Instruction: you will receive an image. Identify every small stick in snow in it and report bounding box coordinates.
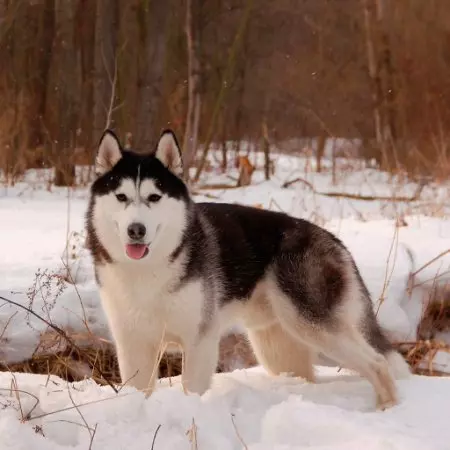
[10,376,24,421]
[89,424,98,450]
[186,418,198,450]
[67,383,95,438]
[151,424,162,450]
[231,413,248,450]
[0,383,40,421]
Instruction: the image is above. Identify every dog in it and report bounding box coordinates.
[85,128,410,410]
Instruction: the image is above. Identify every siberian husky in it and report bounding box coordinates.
[85,129,410,410]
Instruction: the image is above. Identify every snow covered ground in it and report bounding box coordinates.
[2,366,450,450]
[1,151,450,448]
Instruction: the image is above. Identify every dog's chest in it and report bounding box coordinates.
[97,263,204,339]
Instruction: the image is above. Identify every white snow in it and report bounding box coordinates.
[1,151,450,448]
[1,367,450,449]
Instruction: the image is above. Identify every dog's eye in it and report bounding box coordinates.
[147,194,162,203]
[115,193,128,202]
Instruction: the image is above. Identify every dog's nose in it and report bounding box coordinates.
[127,222,146,240]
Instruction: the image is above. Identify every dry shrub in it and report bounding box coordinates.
[417,285,450,341]
[396,340,450,377]
[394,283,450,376]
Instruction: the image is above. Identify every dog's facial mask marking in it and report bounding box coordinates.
[92,128,187,262]
[110,178,166,261]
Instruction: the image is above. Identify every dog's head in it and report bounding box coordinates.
[88,129,189,263]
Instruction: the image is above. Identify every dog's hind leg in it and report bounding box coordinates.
[320,327,399,410]
[268,288,399,410]
[247,322,316,382]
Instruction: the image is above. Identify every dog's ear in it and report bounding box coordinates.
[154,129,183,176]
[95,130,123,176]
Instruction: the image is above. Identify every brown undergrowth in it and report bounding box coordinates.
[3,324,449,386]
[0,330,258,386]
[396,283,450,377]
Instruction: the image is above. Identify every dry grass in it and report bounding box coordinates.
[0,330,121,385]
[4,324,449,384]
[417,288,450,341]
[0,331,258,386]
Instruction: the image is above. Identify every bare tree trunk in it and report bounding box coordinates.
[261,98,271,180]
[52,0,80,186]
[192,92,201,157]
[316,134,326,173]
[362,0,399,171]
[331,138,337,185]
[220,114,228,172]
[182,0,202,180]
[8,2,29,177]
[262,122,271,181]
[376,0,398,168]
[134,1,171,151]
[30,0,55,151]
[193,0,254,182]
[93,0,119,144]
[77,0,96,156]
[362,0,385,166]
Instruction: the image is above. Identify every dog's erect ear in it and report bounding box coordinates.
[95,130,123,176]
[154,129,183,176]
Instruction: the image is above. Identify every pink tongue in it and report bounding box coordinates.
[126,244,148,260]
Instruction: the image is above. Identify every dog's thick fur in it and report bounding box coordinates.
[86,129,410,410]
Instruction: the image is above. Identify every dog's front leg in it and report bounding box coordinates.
[113,328,161,395]
[182,332,220,396]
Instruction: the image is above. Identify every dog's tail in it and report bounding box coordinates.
[385,349,411,379]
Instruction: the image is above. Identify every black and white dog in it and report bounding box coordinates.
[85,129,410,409]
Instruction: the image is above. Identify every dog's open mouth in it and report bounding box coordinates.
[125,243,149,260]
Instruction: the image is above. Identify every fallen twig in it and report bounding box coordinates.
[281,176,315,190]
[283,177,426,203]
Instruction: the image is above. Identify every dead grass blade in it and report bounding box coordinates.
[410,249,450,279]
